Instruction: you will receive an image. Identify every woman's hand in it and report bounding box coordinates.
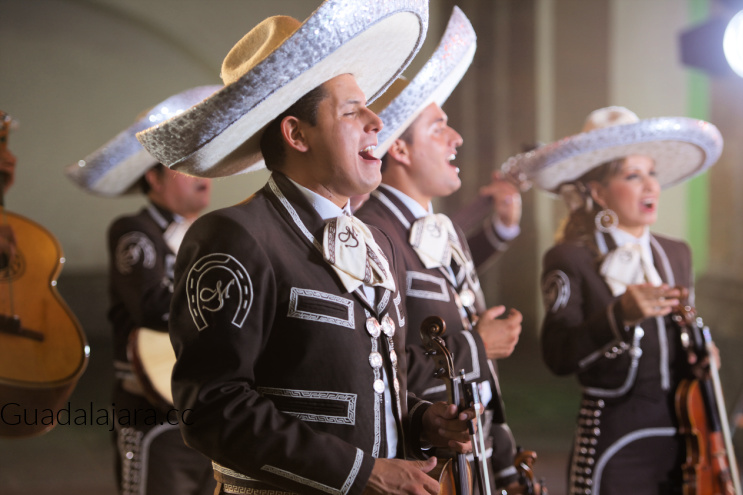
[619,283,680,325]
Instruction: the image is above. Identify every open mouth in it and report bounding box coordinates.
[359,145,378,162]
[447,153,460,173]
[640,197,656,212]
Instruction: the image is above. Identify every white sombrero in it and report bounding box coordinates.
[66,85,222,196]
[501,106,723,193]
[370,6,476,157]
[135,0,429,178]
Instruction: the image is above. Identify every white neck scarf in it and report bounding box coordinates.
[409,213,467,269]
[323,214,396,294]
[163,218,193,254]
[599,229,662,296]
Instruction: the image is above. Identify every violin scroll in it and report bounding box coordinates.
[514,449,547,495]
[420,316,455,383]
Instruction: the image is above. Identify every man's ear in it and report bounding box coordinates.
[280,116,309,153]
[144,168,162,193]
[386,138,411,166]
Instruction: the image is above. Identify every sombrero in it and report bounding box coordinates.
[136,0,429,178]
[65,85,221,196]
[501,105,723,193]
[370,6,476,157]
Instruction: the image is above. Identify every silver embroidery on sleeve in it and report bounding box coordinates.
[287,288,355,329]
[185,253,253,331]
[542,270,570,313]
[257,387,357,425]
[115,232,156,274]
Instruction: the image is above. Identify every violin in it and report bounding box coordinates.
[420,315,488,495]
[673,303,741,495]
[0,111,89,437]
[514,448,548,495]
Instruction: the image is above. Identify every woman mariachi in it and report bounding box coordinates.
[503,106,724,495]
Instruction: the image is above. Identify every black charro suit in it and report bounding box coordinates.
[169,173,430,495]
[540,231,694,495]
[356,185,519,489]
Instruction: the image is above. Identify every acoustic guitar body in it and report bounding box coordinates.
[0,208,89,437]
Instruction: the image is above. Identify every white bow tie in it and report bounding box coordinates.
[600,243,662,296]
[409,214,467,269]
[322,214,396,294]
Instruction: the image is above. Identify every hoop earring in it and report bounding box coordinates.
[595,208,618,233]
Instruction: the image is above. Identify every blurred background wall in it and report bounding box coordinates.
[2,0,743,493]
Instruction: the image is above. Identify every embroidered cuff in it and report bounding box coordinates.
[483,218,510,252]
[492,216,520,241]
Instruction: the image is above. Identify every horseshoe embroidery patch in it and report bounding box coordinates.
[185,253,253,331]
[115,232,156,274]
[542,270,570,313]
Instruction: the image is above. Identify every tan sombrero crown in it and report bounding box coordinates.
[370,6,476,157]
[65,85,221,197]
[501,105,723,193]
[136,0,429,178]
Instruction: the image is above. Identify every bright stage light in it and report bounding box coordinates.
[723,10,743,78]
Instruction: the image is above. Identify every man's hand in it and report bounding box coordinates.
[479,171,522,228]
[422,402,478,453]
[363,457,439,495]
[476,306,522,360]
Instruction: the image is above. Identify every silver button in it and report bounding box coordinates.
[373,379,385,394]
[366,317,381,338]
[382,314,396,337]
[459,288,475,307]
[369,352,383,369]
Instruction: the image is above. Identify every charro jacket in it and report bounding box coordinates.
[540,231,694,495]
[169,173,427,495]
[108,203,177,364]
[355,187,518,487]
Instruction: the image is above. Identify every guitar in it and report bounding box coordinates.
[0,111,89,437]
[127,327,176,411]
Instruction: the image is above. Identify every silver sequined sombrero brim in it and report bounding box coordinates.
[136,0,429,179]
[374,6,476,157]
[502,117,723,193]
[65,85,222,197]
